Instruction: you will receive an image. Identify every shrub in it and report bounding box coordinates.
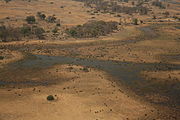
[52,27,58,34]
[26,16,36,24]
[47,95,55,101]
[132,1,135,5]
[20,25,45,39]
[67,29,77,37]
[152,1,166,9]
[0,25,21,42]
[37,12,46,20]
[73,0,148,15]
[153,15,156,19]
[4,0,11,3]
[116,14,121,17]
[46,16,56,23]
[56,19,61,27]
[82,67,89,72]
[173,16,180,21]
[20,25,31,36]
[33,26,45,39]
[0,56,4,60]
[56,23,61,26]
[133,18,138,25]
[0,24,45,42]
[163,11,170,17]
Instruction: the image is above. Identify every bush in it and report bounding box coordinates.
[173,16,180,21]
[52,27,58,34]
[33,26,45,39]
[0,56,4,60]
[37,12,46,20]
[20,25,31,37]
[20,25,45,39]
[132,1,135,5]
[73,0,148,15]
[152,1,166,9]
[26,16,36,24]
[68,29,77,37]
[0,25,21,42]
[56,23,61,26]
[47,95,55,101]
[133,18,138,25]
[66,20,118,38]
[0,24,45,42]
[163,11,170,17]
[46,16,56,23]
[4,0,11,3]
[82,67,89,72]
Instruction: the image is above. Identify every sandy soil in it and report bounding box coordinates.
[0,0,180,119]
[0,0,120,26]
[0,49,23,68]
[0,64,167,120]
[0,23,179,120]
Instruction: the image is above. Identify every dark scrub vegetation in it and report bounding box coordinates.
[73,0,148,15]
[66,20,118,38]
[0,25,45,42]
